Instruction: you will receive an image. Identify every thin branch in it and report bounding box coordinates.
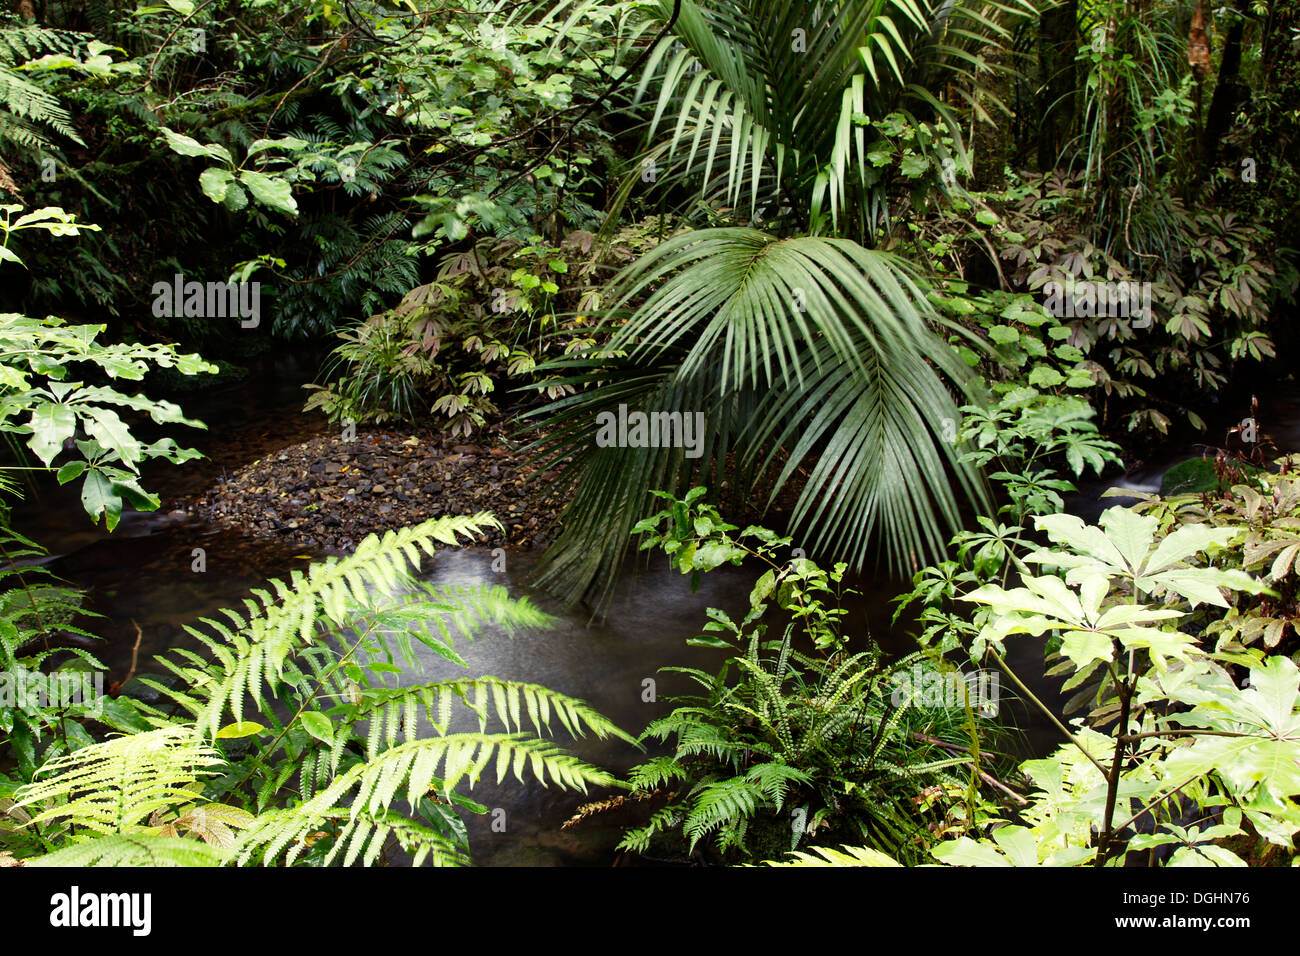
[909,732,1028,805]
[988,648,1109,776]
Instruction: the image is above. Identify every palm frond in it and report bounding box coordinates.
[616,0,1038,239]
[527,228,989,606]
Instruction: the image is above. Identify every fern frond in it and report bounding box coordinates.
[616,803,685,855]
[338,675,634,769]
[24,833,231,867]
[681,775,763,851]
[626,754,687,792]
[149,515,509,736]
[236,732,616,865]
[14,727,224,835]
[743,762,811,811]
[0,64,82,149]
[756,844,902,867]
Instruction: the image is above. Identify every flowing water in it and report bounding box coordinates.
[11,357,1300,865]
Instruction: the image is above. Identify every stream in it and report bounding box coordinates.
[11,358,1300,865]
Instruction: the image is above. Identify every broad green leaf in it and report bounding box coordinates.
[27,402,76,465]
[749,569,777,607]
[1146,524,1238,573]
[215,721,267,739]
[85,406,142,466]
[1028,365,1065,388]
[991,826,1041,866]
[198,167,235,203]
[55,461,86,484]
[932,836,1011,867]
[239,171,298,215]
[299,712,334,746]
[160,127,232,165]
[80,470,122,531]
[1060,630,1114,668]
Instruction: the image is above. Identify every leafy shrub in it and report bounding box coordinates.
[929,502,1299,867]
[0,205,216,803]
[894,371,1300,865]
[305,222,667,436]
[917,170,1277,437]
[1129,461,1300,661]
[0,526,105,785]
[0,206,215,529]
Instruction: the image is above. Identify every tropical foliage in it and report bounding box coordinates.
[607,489,1010,863]
[0,0,1297,876]
[3,514,629,867]
[524,0,1049,602]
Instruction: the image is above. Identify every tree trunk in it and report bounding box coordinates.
[1201,0,1250,175]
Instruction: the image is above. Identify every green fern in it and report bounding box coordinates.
[24,833,231,867]
[14,727,223,836]
[11,514,630,866]
[332,676,633,771]
[613,497,993,862]
[137,514,507,737]
[678,764,812,853]
[756,844,903,867]
[234,733,616,866]
[0,21,83,165]
[0,522,107,780]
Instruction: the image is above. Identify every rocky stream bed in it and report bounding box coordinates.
[191,422,567,553]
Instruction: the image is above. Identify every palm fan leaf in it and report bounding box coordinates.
[609,0,1037,241]
[526,227,989,607]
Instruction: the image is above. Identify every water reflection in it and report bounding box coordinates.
[401,548,750,865]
